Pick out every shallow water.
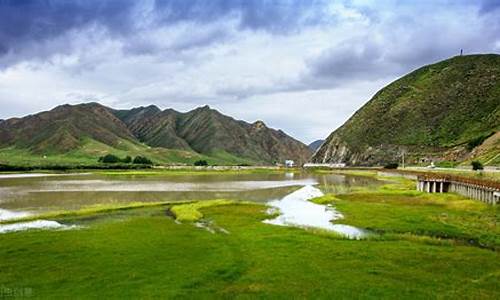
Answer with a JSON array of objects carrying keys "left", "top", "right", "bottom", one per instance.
[
  {"left": 0, "top": 208, "right": 31, "bottom": 221},
  {"left": 0, "top": 171, "right": 379, "bottom": 233},
  {"left": 0, "top": 220, "right": 73, "bottom": 233},
  {"left": 0, "top": 172, "right": 377, "bottom": 211},
  {"left": 264, "top": 185, "right": 366, "bottom": 238}
]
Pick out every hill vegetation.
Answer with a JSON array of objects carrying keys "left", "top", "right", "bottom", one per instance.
[
  {"left": 313, "top": 54, "right": 500, "bottom": 166},
  {"left": 0, "top": 103, "right": 311, "bottom": 167}
]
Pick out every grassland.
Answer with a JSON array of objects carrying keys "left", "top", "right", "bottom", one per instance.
[
  {"left": 0, "top": 171, "right": 498, "bottom": 298},
  {"left": 0, "top": 138, "right": 258, "bottom": 168}
]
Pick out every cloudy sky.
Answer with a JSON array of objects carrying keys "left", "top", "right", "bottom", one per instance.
[{"left": 0, "top": 0, "right": 499, "bottom": 143}]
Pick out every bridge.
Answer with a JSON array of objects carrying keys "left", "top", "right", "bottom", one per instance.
[{"left": 416, "top": 174, "right": 499, "bottom": 205}]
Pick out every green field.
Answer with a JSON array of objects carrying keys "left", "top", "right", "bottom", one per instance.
[
  {"left": 0, "top": 138, "right": 258, "bottom": 168},
  {"left": 0, "top": 171, "right": 498, "bottom": 298}
]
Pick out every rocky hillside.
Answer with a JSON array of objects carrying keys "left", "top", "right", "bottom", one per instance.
[
  {"left": 312, "top": 54, "right": 500, "bottom": 166},
  {"left": 0, "top": 103, "right": 311, "bottom": 165}
]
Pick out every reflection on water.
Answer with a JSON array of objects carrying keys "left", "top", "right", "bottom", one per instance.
[
  {"left": 30, "top": 178, "right": 318, "bottom": 192},
  {"left": 263, "top": 185, "right": 366, "bottom": 238}
]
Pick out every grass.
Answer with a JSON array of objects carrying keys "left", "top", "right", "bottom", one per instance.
[
  {"left": 0, "top": 138, "right": 260, "bottom": 168},
  {"left": 0, "top": 201, "right": 190, "bottom": 225},
  {"left": 0, "top": 203, "right": 498, "bottom": 298},
  {"left": 314, "top": 172, "right": 500, "bottom": 249},
  {"left": 0, "top": 170, "right": 498, "bottom": 298},
  {"left": 170, "top": 200, "right": 236, "bottom": 222}
]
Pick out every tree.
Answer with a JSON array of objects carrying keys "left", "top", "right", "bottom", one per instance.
[
  {"left": 194, "top": 160, "right": 208, "bottom": 166},
  {"left": 99, "top": 154, "right": 121, "bottom": 163},
  {"left": 122, "top": 156, "right": 132, "bottom": 163},
  {"left": 133, "top": 156, "right": 153, "bottom": 165},
  {"left": 471, "top": 161, "right": 483, "bottom": 171},
  {"left": 384, "top": 163, "right": 399, "bottom": 169}
]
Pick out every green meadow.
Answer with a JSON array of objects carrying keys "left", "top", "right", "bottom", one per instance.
[
  {"left": 0, "top": 138, "right": 258, "bottom": 169},
  {"left": 0, "top": 171, "right": 498, "bottom": 298}
]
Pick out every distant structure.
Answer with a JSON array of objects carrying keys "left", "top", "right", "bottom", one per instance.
[
  {"left": 285, "top": 160, "right": 295, "bottom": 168},
  {"left": 417, "top": 175, "right": 499, "bottom": 205},
  {"left": 303, "top": 163, "right": 346, "bottom": 168},
  {"left": 460, "top": 49, "right": 463, "bottom": 56}
]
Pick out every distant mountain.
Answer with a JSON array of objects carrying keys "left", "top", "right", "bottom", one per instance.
[
  {"left": 313, "top": 54, "right": 500, "bottom": 166},
  {"left": 0, "top": 103, "right": 135, "bottom": 154},
  {"left": 113, "top": 105, "right": 311, "bottom": 164},
  {"left": 0, "top": 103, "right": 311, "bottom": 165},
  {"left": 308, "top": 140, "right": 324, "bottom": 152}
]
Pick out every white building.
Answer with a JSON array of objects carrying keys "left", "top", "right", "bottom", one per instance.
[{"left": 303, "top": 163, "right": 346, "bottom": 168}]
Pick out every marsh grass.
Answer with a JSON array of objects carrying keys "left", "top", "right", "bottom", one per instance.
[
  {"left": 170, "top": 200, "right": 258, "bottom": 222},
  {"left": 0, "top": 170, "right": 499, "bottom": 298},
  {"left": 171, "top": 200, "right": 236, "bottom": 222},
  {"left": 1, "top": 203, "right": 498, "bottom": 298},
  {"left": 309, "top": 170, "right": 499, "bottom": 249},
  {"left": 0, "top": 201, "right": 193, "bottom": 225}
]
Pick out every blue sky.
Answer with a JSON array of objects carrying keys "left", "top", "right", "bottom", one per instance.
[{"left": 0, "top": 0, "right": 499, "bottom": 143}]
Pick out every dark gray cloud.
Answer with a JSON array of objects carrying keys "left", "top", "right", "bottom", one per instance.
[
  {"left": 0, "top": 0, "right": 136, "bottom": 50},
  {"left": 152, "top": 0, "right": 325, "bottom": 32},
  {"left": 479, "top": 0, "right": 500, "bottom": 13},
  {"left": 0, "top": 0, "right": 326, "bottom": 67},
  {"left": 0, "top": 0, "right": 138, "bottom": 67}
]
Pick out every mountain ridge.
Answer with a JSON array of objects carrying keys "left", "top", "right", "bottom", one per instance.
[{"left": 0, "top": 102, "right": 311, "bottom": 165}]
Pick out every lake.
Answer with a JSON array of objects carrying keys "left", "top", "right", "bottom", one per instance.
[{"left": 0, "top": 171, "right": 380, "bottom": 235}]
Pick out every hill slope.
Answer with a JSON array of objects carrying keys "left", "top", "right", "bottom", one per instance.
[
  {"left": 308, "top": 140, "right": 324, "bottom": 152},
  {"left": 113, "top": 105, "right": 311, "bottom": 164},
  {"left": 312, "top": 54, "right": 500, "bottom": 166},
  {"left": 0, "top": 103, "right": 311, "bottom": 166},
  {"left": 0, "top": 103, "right": 136, "bottom": 153}
]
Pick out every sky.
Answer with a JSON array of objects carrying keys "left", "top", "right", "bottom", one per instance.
[{"left": 0, "top": 0, "right": 499, "bottom": 144}]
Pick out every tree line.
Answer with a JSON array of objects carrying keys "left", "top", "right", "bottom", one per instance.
[{"left": 98, "top": 154, "right": 153, "bottom": 165}]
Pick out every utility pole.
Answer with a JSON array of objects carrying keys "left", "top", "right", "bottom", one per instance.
[{"left": 401, "top": 150, "right": 405, "bottom": 169}]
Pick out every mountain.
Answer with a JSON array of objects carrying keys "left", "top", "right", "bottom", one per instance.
[
  {"left": 113, "top": 105, "right": 311, "bottom": 164},
  {"left": 0, "top": 103, "right": 135, "bottom": 153},
  {"left": 308, "top": 140, "right": 324, "bottom": 152},
  {"left": 312, "top": 54, "right": 500, "bottom": 166},
  {"left": 0, "top": 103, "right": 311, "bottom": 166}
]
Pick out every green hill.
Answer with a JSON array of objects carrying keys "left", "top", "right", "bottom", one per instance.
[
  {"left": 113, "top": 105, "right": 311, "bottom": 165},
  {"left": 313, "top": 54, "right": 500, "bottom": 166},
  {"left": 0, "top": 103, "right": 311, "bottom": 167}
]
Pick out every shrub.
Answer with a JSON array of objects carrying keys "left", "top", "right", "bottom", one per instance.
[
  {"left": 194, "top": 160, "right": 208, "bottom": 166},
  {"left": 467, "top": 133, "right": 493, "bottom": 151},
  {"left": 471, "top": 161, "right": 483, "bottom": 171},
  {"left": 122, "top": 156, "right": 132, "bottom": 163},
  {"left": 435, "top": 161, "right": 458, "bottom": 168},
  {"left": 384, "top": 163, "right": 399, "bottom": 169},
  {"left": 99, "top": 154, "right": 121, "bottom": 163},
  {"left": 133, "top": 156, "right": 153, "bottom": 165}
]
